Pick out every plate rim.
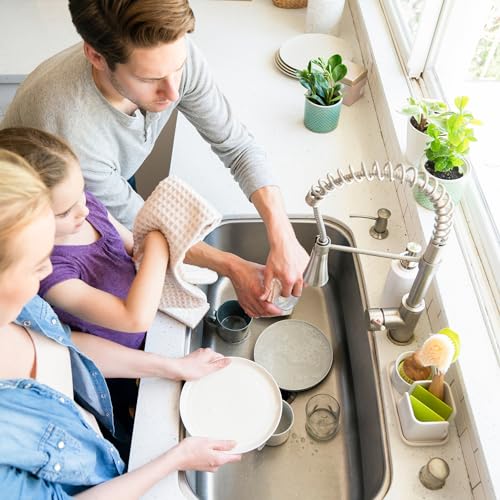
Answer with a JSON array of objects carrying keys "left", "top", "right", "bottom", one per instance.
[
  {"left": 279, "top": 33, "right": 353, "bottom": 72},
  {"left": 179, "top": 356, "right": 283, "bottom": 454},
  {"left": 274, "top": 53, "right": 299, "bottom": 79}
]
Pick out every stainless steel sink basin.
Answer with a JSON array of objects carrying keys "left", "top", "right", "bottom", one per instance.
[{"left": 179, "top": 216, "right": 390, "bottom": 500}]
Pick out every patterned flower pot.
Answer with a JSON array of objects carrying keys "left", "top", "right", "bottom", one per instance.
[
  {"left": 303, "top": 96, "right": 343, "bottom": 133},
  {"left": 413, "top": 156, "right": 471, "bottom": 210}
]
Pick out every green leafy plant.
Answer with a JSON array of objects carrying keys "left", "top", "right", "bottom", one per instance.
[
  {"left": 424, "top": 96, "right": 481, "bottom": 175},
  {"left": 399, "top": 97, "right": 447, "bottom": 132},
  {"left": 298, "top": 54, "right": 348, "bottom": 106}
]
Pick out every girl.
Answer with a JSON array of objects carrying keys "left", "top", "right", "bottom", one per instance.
[
  {"left": 0, "top": 149, "right": 240, "bottom": 499},
  {"left": 0, "top": 127, "right": 279, "bottom": 346}
]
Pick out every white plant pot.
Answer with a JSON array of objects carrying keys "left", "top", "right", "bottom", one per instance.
[
  {"left": 414, "top": 156, "right": 471, "bottom": 210},
  {"left": 405, "top": 120, "right": 430, "bottom": 166}
]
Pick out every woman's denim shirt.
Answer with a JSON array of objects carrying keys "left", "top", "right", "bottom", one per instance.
[{"left": 0, "top": 295, "right": 125, "bottom": 498}]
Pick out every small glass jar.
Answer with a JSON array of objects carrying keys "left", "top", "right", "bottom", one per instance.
[{"left": 305, "top": 394, "right": 341, "bottom": 441}]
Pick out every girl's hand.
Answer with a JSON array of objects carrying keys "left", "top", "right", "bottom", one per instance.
[
  {"left": 167, "top": 348, "right": 231, "bottom": 381},
  {"left": 170, "top": 436, "right": 241, "bottom": 472},
  {"left": 133, "top": 230, "right": 168, "bottom": 264}
]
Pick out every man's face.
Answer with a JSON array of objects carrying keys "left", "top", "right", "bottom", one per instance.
[{"left": 106, "top": 37, "right": 187, "bottom": 113}]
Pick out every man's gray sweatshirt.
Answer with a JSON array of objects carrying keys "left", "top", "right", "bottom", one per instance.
[{"left": 2, "top": 38, "right": 276, "bottom": 228}]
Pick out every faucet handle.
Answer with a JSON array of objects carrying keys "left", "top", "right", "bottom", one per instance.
[
  {"left": 366, "top": 308, "right": 386, "bottom": 331},
  {"left": 350, "top": 208, "right": 391, "bottom": 240}
]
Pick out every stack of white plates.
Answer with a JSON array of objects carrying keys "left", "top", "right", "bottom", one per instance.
[{"left": 274, "top": 33, "right": 354, "bottom": 80}]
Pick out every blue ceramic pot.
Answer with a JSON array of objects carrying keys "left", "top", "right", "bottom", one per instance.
[{"left": 303, "top": 96, "right": 343, "bottom": 133}]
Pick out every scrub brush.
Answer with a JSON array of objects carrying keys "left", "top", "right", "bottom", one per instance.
[
  {"left": 398, "top": 328, "right": 461, "bottom": 395},
  {"left": 417, "top": 329, "right": 460, "bottom": 401}
]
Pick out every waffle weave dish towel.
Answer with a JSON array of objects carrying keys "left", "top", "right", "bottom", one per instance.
[{"left": 133, "top": 176, "right": 222, "bottom": 328}]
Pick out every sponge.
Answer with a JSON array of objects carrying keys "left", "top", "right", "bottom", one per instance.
[{"left": 399, "top": 354, "right": 432, "bottom": 384}]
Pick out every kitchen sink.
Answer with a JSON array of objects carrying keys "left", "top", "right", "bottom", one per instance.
[{"left": 179, "top": 216, "right": 391, "bottom": 500}]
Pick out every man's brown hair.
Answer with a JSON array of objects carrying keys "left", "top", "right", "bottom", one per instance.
[{"left": 69, "top": 0, "right": 195, "bottom": 70}]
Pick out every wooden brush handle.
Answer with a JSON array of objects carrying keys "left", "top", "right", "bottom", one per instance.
[{"left": 429, "top": 372, "right": 445, "bottom": 401}]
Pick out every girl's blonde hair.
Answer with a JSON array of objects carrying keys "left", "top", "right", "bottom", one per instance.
[
  {"left": 0, "top": 149, "right": 51, "bottom": 272},
  {"left": 0, "top": 127, "right": 77, "bottom": 189}
]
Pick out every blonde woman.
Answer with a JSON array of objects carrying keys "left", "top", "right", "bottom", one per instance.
[
  {"left": 0, "top": 127, "right": 280, "bottom": 462},
  {"left": 0, "top": 150, "right": 240, "bottom": 498}
]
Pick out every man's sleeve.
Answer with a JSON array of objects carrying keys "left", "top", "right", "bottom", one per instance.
[
  {"left": 177, "top": 40, "right": 278, "bottom": 200},
  {"left": 0, "top": 465, "right": 73, "bottom": 500},
  {"left": 81, "top": 158, "right": 144, "bottom": 230}
]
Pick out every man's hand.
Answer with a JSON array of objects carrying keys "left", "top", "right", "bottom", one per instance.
[
  {"left": 250, "top": 186, "right": 310, "bottom": 302},
  {"left": 166, "top": 348, "right": 231, "bottom": 381},
  {"left": 261, "top": 230, "right": 310, "bottom": 301},
  {"left": 226, "top": 256, "right": 283, "bottom": 317}
]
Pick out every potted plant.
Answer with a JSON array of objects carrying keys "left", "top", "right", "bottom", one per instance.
[
  {"left": 399, "top": 97, "right": 447, "bottom": 165},
  {"left": 414, "top": 96, "right": 481, "bottom": 209},
  {"left": 297, "top": 54, "right": 348, "bottom": 133}
]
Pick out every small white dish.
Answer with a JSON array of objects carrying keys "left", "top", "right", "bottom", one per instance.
[
  {"left": 391, "top": 351, "right": 433, "bottom": 394},
  {"left": 180, "top": 357, "right": 282, "bottom": 454},
  {"left": 391, "top": 351, "right": 416, "bottom": 394}
]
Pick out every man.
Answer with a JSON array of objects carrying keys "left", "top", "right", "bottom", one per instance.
[{"left": 2, "top": 0, "right": 309, "bottom": 316}]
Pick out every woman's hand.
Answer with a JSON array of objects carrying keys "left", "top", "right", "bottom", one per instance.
[
  {"left": 170, "top": 437, "right": 241, "bottom": 472},
  {"left": 166, "top": 348, "right": 231, "bottom": 381}
]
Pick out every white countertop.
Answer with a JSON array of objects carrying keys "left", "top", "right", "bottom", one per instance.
[
  {"left": 0, "top": 0, "right": 473, "bottom": 498},
  {"left": 129, "top": 1, "right": 471, "bottom": 499}
]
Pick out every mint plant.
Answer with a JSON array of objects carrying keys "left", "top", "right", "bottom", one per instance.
[{"left": 424, "top": 96, "right": 481, "bottom": 176}]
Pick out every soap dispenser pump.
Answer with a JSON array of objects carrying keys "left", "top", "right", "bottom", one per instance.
[{"left": 380, "top": 242, "right": 421, "bottom": 308}]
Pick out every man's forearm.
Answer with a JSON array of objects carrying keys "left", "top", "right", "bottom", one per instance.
[
  {"left": 250, "top": 185, "right": 295, "bottom": 245},
  {"left": 184, "top": 241, "right": 240, "bottom": 278}
]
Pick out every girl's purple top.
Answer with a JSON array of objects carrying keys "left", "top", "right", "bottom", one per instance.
[{"left": 39, "top": 191, "right": 145, "bottom": 349}]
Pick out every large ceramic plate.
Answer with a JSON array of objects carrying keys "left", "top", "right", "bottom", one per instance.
[
  {"left": 180, "top": 357, "right": 282, "bottom": 454},
  {"left": 254, "top": 320, "right": 333, "bottom": 391},
  {"left": 279, "top": 33, "right": 353, "bottom": 71}
]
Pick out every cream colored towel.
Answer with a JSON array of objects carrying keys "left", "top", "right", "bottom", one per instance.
[{"left": 133, "top": 176, "right": 222, "bottom": 328}]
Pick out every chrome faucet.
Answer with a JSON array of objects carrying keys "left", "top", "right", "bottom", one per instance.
[{"left": 303, "top": 161, "right": 454, "bottom": 344}]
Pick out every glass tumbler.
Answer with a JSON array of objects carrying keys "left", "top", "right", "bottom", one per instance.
[{"left": 305, "top": 394, "right": 340, "bottom": 441}]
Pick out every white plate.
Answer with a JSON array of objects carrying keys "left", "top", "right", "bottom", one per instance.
[
  {"left": 254, "top": 319, "right": 333, "bottom": 391},
  {"left": 279, "top": 33, "right": 353, "bottom": 71},
  {"left": 180, "top": 357, "right": 282, "bottom": 454}
]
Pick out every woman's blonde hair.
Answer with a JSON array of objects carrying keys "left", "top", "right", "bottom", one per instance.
[{"left": 0, "top": 149, "right": 51, "bottom": 272}]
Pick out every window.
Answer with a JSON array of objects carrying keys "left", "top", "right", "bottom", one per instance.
[
  {"left": 381, "top": 0, "right": 500, "bottom": 350},
  {"left": 381, "top": 0, "right": 444, "bottom": 76}
]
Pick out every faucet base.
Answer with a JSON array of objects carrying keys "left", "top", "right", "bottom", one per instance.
[{"left": 386, "top": 330, "right": 414, "bottom": 346}]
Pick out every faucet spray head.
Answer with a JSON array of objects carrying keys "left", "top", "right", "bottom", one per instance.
[{"left": 303, "top": 237, "right": 331, "bottom": 288}]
